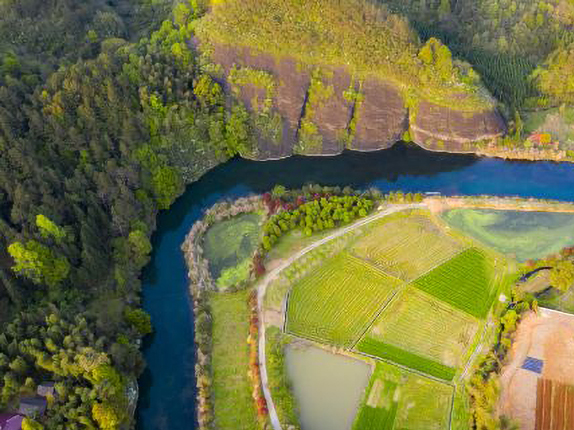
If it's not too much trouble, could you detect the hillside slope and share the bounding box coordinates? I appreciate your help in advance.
[195,0,506,159]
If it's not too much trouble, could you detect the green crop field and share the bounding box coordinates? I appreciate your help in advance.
[203,212,261,281]
[352,213,464,281]
[413,248,499,319]
[210,290,258,430]
[286,252,403,347]
[353,362,453,430]
[442,209,574,262]
[358,288,479,370]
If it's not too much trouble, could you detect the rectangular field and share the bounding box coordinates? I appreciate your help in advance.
[357,288,479,370]
[351,212,464,281]
[286,252,403,347]
[210,290,258,430]
[352,361,453,430]
[536,379,574,430]
[356,339,456,381]
[413,248,499,318]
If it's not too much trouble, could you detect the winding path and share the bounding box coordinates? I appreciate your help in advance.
[256,203,425,430]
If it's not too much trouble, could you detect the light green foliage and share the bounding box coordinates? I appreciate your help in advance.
[22,417,44,430]
[36,215,66,241]
[442,209,574,262]
[296,69,334,153]
[128,230,152,262]
[210,290,258,430]
[225,103,253,156]
[413,248,499,318]
[353,362,453,430]
[550,259,574,291]
[532,43,574,105]
[359,288,478,369]
[194,74,224,107]
[215,259,251,291]
[197,0,493,111]
[124,308,153,335]
[351,211,464,281]
[135,144,184,210]
[8,240,70,287]
[203,213,261,279]
[262,195,374,250]
[286,252,403,347]
[92,401,122,430]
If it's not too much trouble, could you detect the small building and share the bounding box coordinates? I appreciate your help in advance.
[0,413,23,430]
[36,382,56,399]
[18,397,47,418]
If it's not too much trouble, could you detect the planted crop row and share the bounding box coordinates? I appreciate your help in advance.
[413,248,497,319]
[352,214,463,281]
[356,338,456,381]
[361,288,479,368]
[286,253,402,347]
[353,362,453,430]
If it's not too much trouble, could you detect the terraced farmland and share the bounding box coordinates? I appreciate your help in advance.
[351,213,464,281]
[413,248,499,318]
[352,362,453,430]
[357,288,479,370]
[286,252,403,347]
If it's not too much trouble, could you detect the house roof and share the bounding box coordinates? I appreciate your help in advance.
[0,413,24,430]
[18,397,47,417]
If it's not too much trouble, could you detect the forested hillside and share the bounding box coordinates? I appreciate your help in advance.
[0,1,255,428]
[378,0,574,109]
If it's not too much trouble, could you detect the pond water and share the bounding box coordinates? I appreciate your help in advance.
[136,142,574,429]
[285,344,371,430]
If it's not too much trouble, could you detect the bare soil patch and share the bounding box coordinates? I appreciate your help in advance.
[498,309,574,430]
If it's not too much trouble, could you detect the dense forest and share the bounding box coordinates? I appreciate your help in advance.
[0,0,573,428]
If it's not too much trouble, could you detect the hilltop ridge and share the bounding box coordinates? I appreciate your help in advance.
[195,0,506,159]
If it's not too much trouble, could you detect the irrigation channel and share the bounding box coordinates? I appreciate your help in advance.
[136,142,574,430]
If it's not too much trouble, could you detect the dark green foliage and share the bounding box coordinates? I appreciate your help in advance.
[124,308,153,335]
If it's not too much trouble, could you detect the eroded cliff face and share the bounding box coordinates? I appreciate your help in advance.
[208,43,506,160]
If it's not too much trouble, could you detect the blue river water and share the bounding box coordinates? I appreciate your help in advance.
[136,143,574,430]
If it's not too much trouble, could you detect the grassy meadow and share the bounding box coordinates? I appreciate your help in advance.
[286,252,403,347]
[442,209,574,262]
[351,212,464,281]
[352,362,453,430]
[210,290,258,430]
[358,287,479,370]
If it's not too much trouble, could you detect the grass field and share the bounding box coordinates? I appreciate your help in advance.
[442,209,574,262]
[352,362,453,430]
[203,212,261,279]
[351,213,464,281]
[210,290,258,430]
[286,252,403,347]
[358,288,479,369]
[413,248,499,319]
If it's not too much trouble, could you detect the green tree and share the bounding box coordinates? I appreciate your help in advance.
[36,214,66,241]
[125,308,153,335]
[8,241,70,287]
[22,417,44,430]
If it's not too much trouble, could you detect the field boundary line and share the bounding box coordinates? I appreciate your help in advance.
[349,285,406,350]
[257,204,425,430]
[408,245,471,285]
[539,306,574,318]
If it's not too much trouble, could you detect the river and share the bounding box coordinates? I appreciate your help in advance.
[136,142,574,429]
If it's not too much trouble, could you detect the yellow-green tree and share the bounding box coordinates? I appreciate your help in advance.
[8,240,70,287]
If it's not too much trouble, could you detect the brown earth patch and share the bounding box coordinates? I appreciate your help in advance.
[498,309,574,430]
[536,379,574,430]
[352,77,408,151]
[412,100,506,151]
